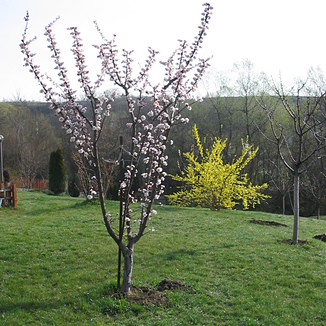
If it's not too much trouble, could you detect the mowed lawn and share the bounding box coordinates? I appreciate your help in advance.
[1,191,326,325]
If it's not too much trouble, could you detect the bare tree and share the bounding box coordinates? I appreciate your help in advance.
[202,69,236,153]
[258,71,326,243]
[233,59,262,144]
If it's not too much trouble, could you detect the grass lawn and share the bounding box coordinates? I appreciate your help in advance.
[1,191,326,325]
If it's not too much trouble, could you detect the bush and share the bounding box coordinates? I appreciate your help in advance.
[48,146,67,195]
[168,125,269,210]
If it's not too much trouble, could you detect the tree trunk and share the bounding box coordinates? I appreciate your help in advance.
[121,242,135,295]
[292,170,300,244]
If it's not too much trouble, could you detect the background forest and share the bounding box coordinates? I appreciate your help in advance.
[1,60,326,217]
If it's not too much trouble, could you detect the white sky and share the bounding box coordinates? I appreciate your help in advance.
[1,0,326,101]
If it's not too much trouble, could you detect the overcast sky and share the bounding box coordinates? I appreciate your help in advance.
[1,0,326,101]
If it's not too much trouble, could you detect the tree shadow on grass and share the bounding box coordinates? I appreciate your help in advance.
[278,239,310,246]
[249,219,288,227]
[249,219,315,246]
[164,249,196,261]
[24,201,85,217]
[1,279,193,318]
[0,298,73,315]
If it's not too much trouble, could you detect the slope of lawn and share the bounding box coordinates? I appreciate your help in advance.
[1,190,326,325]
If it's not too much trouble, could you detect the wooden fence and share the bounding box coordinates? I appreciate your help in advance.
[21,178,48,190]
[0,182,17,208]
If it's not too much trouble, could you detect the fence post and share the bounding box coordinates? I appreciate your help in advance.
[5,182,9,206]
[12,184,17,208]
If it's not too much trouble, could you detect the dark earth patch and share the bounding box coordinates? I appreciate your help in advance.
[313,234,326,242]
[249,219,288,227]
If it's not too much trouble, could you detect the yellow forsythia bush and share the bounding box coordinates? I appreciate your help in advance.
[168,125,269,210]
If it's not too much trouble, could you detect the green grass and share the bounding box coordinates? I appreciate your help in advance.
[1,191,326,325]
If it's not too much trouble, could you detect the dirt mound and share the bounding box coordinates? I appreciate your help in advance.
[125,279,190,307]
[127,286,168,306]
[157,279,188,292]
[249,219,288,227]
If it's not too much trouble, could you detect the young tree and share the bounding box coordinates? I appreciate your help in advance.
[257,71,326,244]
[49,145,67,195]
[168,125,269,210]
[20,4,213,294]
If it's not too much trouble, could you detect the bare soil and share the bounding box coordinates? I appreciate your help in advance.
[126,286,169,307]
[113,279,191,307]
[313,234,326,242]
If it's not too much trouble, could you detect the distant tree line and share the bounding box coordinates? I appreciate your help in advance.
[1,62,326,218]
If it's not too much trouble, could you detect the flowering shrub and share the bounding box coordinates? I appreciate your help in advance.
[20,3,213,294]
[168,125,269,210]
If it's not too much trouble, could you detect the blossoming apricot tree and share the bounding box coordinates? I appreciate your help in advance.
[20,3,213,294]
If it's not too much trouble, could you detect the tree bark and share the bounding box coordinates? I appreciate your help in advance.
[292,170,300,244]
[121,242,135,295]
